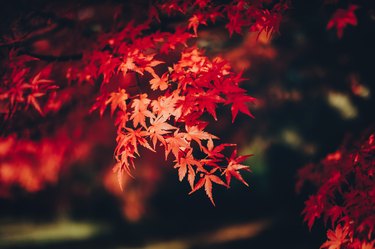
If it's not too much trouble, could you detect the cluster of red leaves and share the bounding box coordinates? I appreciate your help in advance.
[327,4,358,39]
[158,0,289,39]
[297,133,375,249]
[0,104,117,195]
[92,42,256,205]
[0,136,61,194]
[0,0,289,204]
[0,131,72,195]
[0,50,58,118]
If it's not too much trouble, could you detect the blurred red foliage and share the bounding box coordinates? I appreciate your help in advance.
[297,133,375,249]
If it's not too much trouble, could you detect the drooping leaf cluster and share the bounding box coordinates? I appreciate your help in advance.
[0,0,289,204]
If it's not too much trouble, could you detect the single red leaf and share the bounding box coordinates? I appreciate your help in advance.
[327,4,358,39]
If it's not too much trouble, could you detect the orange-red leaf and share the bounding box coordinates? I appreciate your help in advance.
[320,224,349,249]
[189,170,227,206]
[106,88,128,116]
[130,93,154,128]
[149,72,169,91]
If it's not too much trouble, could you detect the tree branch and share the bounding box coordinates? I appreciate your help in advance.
[21,51,83,62]
[0,10,76,48]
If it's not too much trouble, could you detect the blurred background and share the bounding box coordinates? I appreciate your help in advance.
[0,1,374,248]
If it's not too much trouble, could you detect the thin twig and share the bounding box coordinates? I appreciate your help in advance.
[21,51,83,62]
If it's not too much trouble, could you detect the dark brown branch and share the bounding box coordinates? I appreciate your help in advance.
[134,72,143,94]
[0,11,75,48]
[21,51,83,62]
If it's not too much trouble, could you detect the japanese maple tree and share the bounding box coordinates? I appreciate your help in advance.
[1,1,373,248]
[0,0,289,205]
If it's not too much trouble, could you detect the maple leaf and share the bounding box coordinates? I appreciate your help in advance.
[302,194,325,230]
[207,8,224,23]
[130,94,154,128]
[360,242,375,249]
[325,205,344,227]
[149,72,169,91]
[174,149,201,182]
[20,71,57,115]
[327,5,358,39]
[90,93,109,117]
[184,125,218,150]
[188,13,207,36]
[159,27,193,54]
[117,150,136,176]
[178,48,206,70]
[225,7,248,36]
[114,111,130,131]
[165,129,189,160]
[320,224,349,249]
[189,169,227,206]
[151,91,183,119]
[29,71,55,89]
[26,92,45,115]
[116,127,153,157]
[203,142,236,159]
[118,55,142,76]
[106,88,128,116]
[193,90,224,120]
[148,115,177,148]
[250,9,283,40]
[223,149,252,186]
[97,52,120,84]
[227,92,256,122]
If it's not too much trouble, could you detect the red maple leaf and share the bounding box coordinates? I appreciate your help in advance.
[302,194,325,230]
[159,27,192,54]
[90,93,109,117]
[227,92,256,122]
[250,9,283,40]
[188,13,207,36]
[327,4,358,39]
[174,149,201,183]
[185,125,218,150]
[225,3,249,36]
[189,169,227,206]
[325,205,344,227]
[130,93,154,128]
[149,72,169,91]
[148,115,177,148]
[26,92,45,115]
[223,149,252,186]
[203,142,236,159]
[165,130,189,160]
[106,88,128,116]
[116,127,153,157]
